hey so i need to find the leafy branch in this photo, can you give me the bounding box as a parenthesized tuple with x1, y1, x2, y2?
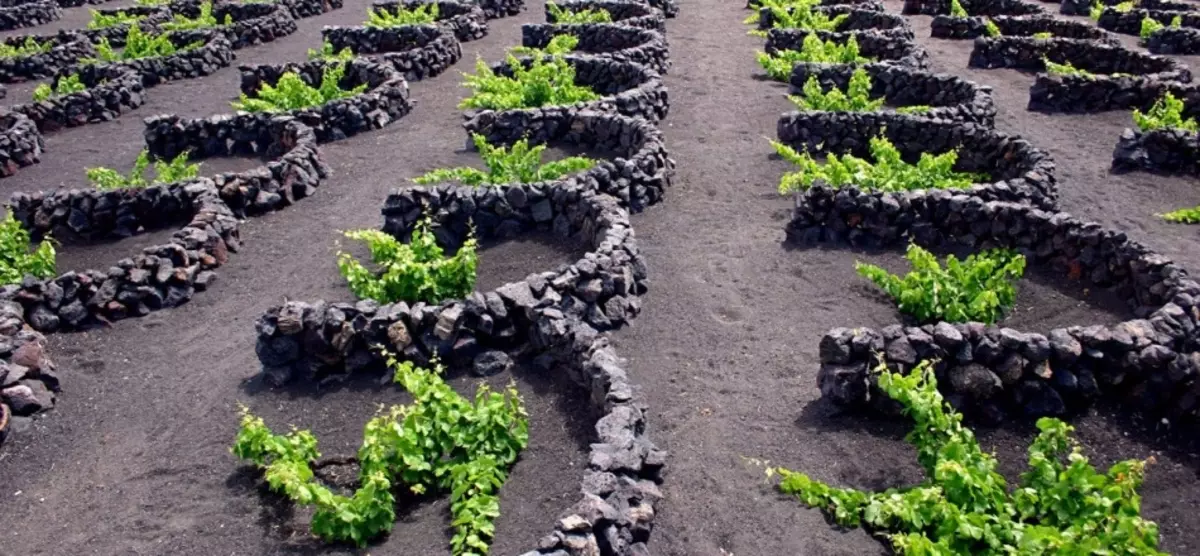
(365, 3, 438, 27)
(232, 62, 366, 112)
(547, 0, 612, 23)
(32, 74, 87, 102)
(414, 133, 596, 187)
(337, 215, 477, 304)
(770, 134, 983, 194)
(0, 212, 55, 286)
(1134, 91, 1198, 132)
(459, 35, 598, 110)
(756, 34, 869, 81)
(86, 149, 201, 190)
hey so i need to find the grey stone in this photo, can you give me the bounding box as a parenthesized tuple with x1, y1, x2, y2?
(472, 350, 511, 377)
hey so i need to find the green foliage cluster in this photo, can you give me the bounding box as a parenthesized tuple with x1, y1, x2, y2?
(768, 359, 1163, 555)
(743, 0, 811, 24)
(896, 105, 932, 114)
(748, 0, 847, 37)
(983, 18, 1001, 36)
(1159, 205, 1200, 223)
(87, 149, 201, 191)
(0, 37, 51, 59)
(365, 3, 438, 27)
(770, 135, 982, 194)
(415, 133, 596, 187)
(134, 0, 170, 6)
(1140, 15, 1181, 38)
(789, 68, 882, 112)
(547, 0, 612, 23)
(161, 0, 232, 31)
(0, 212, 55, 286)
(233, 62, 365, 112)
(233, 354, 528, 552)
(950, 0, 969, 17)
(90, 26, 201, 62)
(1089, 1, 1104, 19)
(338, 216, 477, 304)
(1031, 31, 1052, 39)
(756, 35, 868, 80)
(1134, 91, 1198, 132)
(1115, 0, 1137, 12)
(459, 35, 599, 110)
(1042, 57, 1094, 78)
(86, 9, 143, 30)
(32, 74, 87, 102)
(856, 243, 1025, 324)
(307, 40, 354, 61)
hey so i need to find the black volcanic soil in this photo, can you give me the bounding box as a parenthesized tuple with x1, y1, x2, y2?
(2, 0, 1200, 556)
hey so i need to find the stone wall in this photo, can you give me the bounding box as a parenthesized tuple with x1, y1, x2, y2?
(765, 28, 930, 69)
(62, 31, 235, 88)
(786, 61, 997, 126)
(82, 7, 174, 47)
(473, 0, 523, 18)
(283, 0, 343, 19)
(790, 188, 1200, 425)
(322, 24, 462, 82)
(0, 304, 57, 443)
(776, 111, 1058, 210)
(547, 0, 666, 34)
(521, 22, 670, 76)
(1097, 8, 1200, 37)
(1147, 26, 1200, 54)
(931, 14, 1120, 43)
(372, 0, 490, 42)
(0, 31, 94, 83)
(1112, 127, 1200, 176)
(0, 1, 60, 32)
(462, 110, 672, 211)
(0, 112, 43, 178)
(166, 2, 299, 50)
(468, 54, 668, 125)
(10, 66, 145, 132)
(255, 182, 647, 382)
(903, 0, 1044, 15)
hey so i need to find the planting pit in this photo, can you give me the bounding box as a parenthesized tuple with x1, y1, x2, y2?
(765, 28, 929, 68)
(931, 13, 1121, 43)
(60, 29, 236, 88)
(757, 5, 909, 34)
(546, 0, 666, 34)
(521, 21, 670, 75)
(9, 65, 145, 132)
(322, 23, 462, 82)
(1097, 7, 1200, 37)
(0, 30, 93, 83)
(164, 1, 299, 50)
(372, 0, 490, 42)
(902, 0, 1044, 15)
(80, 6, 174, 47)
(1148, 26, 1200, 55)
(786, 61, 997, 126)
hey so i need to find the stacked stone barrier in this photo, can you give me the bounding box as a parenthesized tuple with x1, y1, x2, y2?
(81, 6, 174, 47)
(372, 0, 489, 42)
(1062, 0, 1197, 15)
(1147, 26, 1200, 54)
(547, 0, 666, 34)
(322, 23, 462, 82)
(254, 184, 647, 383)
(10, 66, 145, 132)
(791, 188, 1200, 425)
(748, 0, 884, 9)
(60, 30, 235, 88)
(462, 110, 672, 211)
(232, 58, 413, 144)
(0, 31, 94, 83)
(474, 0, 523, 18)
(903, 0, 1044, 15)
(776, 112, 1058, 210)
(1112, 126, 1200, 177)
(464, 54, 669, 128)
(757, 5, 908, 33)
(516, 323, 665, 556)
(283, 0, 343, 19)
(521, 22, 670, 75)
(165, 1, 298, 50)
(1097, 8, 1200, 37)
(931, 14, 1120, 44)
(967, 37, 1193, 113)
(765, 28, 930, 69)
(0, 112, 43, 178)
(787, 62, 998, 127)
(0, 302, 58, 444)
(0, 1, 60, 31)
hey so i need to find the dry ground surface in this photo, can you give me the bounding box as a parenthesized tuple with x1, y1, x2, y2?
(0, 0, 1199, 555)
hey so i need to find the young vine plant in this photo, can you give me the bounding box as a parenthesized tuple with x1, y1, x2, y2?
(1042, 57, 1095, 78)
(32, 74, 87, 102)
(857, 243, 1025, 324)
(748, 2, 848, 37)
(307, 40, 354, 61)
(0, 37, 51, 59)
(233, 62, 365, 112)
(756, 35, 869, 81)
(160, 0, 231, 31)
(770, 134, 983, 194)
(1134, 91, 1198, 132)
(90, 26, 202, 62)
(983, 18, 1001, 36)
(0, 211, 56, 286)
(232, 354, 529, 553)
(459, 35, 599, 111)
(766, 359, 1164, 555)
(1159, 205, 1200, 224)
(86, 9, 143, 30)
(950, 0, 969, 17)
(785, 68, 927, 113)
(338, 215, 477, 304)
(87, 149, 202, 190)
(743, 0, 817, 24)
(365, 3, 438, 27)
(414, 133, 597, 187)
(547, 0, 612, 23)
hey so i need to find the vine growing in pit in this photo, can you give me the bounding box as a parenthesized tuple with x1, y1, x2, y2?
(233, 354, 528, 553)
(414, 133, 597, 186)
(338, 215, 477, 304)
(459, 35, 599, 110)
(756, 34, 869, 80)
(770, 134, 982, 194)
